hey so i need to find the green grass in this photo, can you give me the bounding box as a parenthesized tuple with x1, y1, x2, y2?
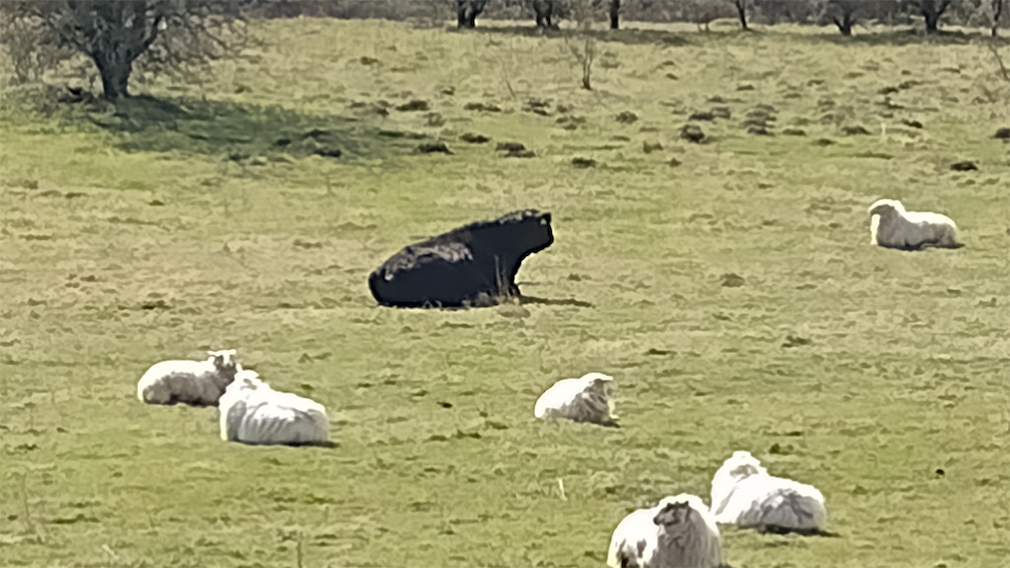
(1, 18, 1009, 568)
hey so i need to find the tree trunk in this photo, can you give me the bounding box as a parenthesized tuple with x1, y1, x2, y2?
(456, 0, 484, 28)
(921, 1, 950, 34)
(734, 0, 748, 30)
(93, 50, 132, 99)
(609, 0, 620, 30)
(833, 13, 854, 36)
(995, 0, 1004, 37)
(534, 2, 553, 27)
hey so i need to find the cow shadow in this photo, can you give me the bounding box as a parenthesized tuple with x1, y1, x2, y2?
(518, 294, 593, 308)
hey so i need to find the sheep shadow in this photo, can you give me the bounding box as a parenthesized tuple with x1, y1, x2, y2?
(57, 94, 422, 161)
(758, 526, 842, 538)
(294, 440, 340, 449)
(227, 437, 340, 449)
(518, 294, 593, 308)
(255, 440, 340, 449)
(541, 417, 620, 428)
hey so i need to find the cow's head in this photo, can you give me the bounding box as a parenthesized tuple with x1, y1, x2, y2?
(498, 209, 554, 256)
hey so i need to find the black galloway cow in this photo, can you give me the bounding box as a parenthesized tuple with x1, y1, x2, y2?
(368, 209, 554, 308)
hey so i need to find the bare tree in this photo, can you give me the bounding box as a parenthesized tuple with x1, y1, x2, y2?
(0, 0, 246, 99)
(905, 0, 956, 33)
(731, 0, 749, 29)
(824, 0, 864, 35)
(503, 0, 569, 28)
(678, 0, 732, 31)
(994, 0, 1004, 35)
(989, 40, 1010, 79)
(456, 0, 491, 27)
(567, 35, 596, 89)
(609, 0, 620, 28)
(532, 0, 565, 27)
(565, 0, 598, 88)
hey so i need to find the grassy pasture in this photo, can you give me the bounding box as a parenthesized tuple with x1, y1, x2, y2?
(1, 18, 1009, 568)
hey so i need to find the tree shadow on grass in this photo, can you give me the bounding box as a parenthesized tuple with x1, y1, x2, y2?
(476, 23, 1010, 49)
(69, 94, 430, 162)
(805, 28, 1010, 47)
(474, 24, 695, 48)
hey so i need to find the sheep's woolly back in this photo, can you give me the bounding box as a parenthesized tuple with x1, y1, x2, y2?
(137, 349, 240, 407)
(710, 451, 827, 534)
(608, 494, 722, 568)
(867, 198, 962, 250)
(608, 507, 660, 568)
(534, 372, 617, 426)
(219, 369, 329, 446)
(731, 477, 827, 534)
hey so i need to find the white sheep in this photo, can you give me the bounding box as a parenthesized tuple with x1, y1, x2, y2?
(607, 493, 723, 568)
(868, 198, 963, 250)
(710, 451, 827, 535)
(218, 369, 329, 446)
(137, 349, 239, 406)
(534, 372, 617, 426)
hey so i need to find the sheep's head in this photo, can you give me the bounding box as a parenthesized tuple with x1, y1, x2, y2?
(207, 349, 239, 372)
(721, 450, 768, 481)
(654, 494, 706, 527)
(231, 369, 264, 391)
(581, 372, 614, 395)
(711, 451, 767, 516)
(867, 199, 904, 218)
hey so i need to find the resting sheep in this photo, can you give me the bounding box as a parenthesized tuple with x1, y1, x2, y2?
(137, 349, 239, 406)
(607, 493, 724, 568)
(534, 372, 617, 427)
(218, 369, 329, 446)
(368, 209, 554, 308)
(710, 451, 827, 535)
(868, 198, 963, 250)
